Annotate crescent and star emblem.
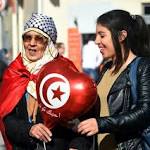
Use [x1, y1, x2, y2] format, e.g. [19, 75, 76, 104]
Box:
[39, 73, 70, 109]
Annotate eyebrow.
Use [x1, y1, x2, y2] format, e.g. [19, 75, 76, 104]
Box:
[97, 31, 105, 34]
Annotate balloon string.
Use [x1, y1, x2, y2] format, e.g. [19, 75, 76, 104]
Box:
[92, 135, 95, 150]
[43, 141, 46, 150]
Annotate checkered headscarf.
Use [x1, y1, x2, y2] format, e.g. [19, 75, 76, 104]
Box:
[22, 13, 58, 99]
[24, 13, 57, 43]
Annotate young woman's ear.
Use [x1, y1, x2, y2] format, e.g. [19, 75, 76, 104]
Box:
[119, 30, 127, 42]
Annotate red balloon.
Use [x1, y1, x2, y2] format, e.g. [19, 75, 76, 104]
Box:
[36, 56, 97, 129]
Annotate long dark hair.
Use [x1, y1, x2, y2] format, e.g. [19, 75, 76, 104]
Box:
[96, 9, 150, 74]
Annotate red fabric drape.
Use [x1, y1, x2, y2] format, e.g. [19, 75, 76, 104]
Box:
[0, 53, 37, 150]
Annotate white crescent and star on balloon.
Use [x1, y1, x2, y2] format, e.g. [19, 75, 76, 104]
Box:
[39, 73, 70, 109]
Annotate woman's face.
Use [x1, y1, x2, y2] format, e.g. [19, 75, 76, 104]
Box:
[95, 24, 116, 61]
[23, 31, 48, 62]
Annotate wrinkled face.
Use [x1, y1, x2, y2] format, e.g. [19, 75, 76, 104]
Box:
[22, 31, 48, 62]
[95, 24, 116, 61]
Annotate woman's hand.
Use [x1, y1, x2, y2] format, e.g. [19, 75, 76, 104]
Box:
[77, 118, 98, 136]
[29, 123, 52, 143]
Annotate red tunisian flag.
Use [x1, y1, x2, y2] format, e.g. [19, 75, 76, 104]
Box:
[0, 53, 37, 150]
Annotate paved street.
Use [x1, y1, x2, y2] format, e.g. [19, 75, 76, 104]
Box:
[0, 132, 5, 150]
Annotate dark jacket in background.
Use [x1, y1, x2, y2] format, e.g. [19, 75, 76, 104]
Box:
[0, 59, 7, 82]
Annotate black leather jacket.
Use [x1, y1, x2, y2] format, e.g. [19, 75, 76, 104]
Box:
[97, 57, 150, 150]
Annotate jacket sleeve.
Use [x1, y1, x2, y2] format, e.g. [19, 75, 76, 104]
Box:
[3, 107, 37, 148]
[69, 96, 100, 149]
[97, 58, 150, 135]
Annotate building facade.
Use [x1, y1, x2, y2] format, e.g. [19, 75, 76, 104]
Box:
[0, 0, 150, 69]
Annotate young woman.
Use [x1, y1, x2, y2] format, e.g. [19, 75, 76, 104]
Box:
[77, 9, 150, 150]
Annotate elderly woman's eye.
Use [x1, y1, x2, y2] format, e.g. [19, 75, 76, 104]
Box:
[22, 34, 47, 44]
[22, 35, 32, 42]
[35, 36, 46, 43]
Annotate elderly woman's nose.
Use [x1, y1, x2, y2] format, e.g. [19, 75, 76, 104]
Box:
[30, 37, 37, 45]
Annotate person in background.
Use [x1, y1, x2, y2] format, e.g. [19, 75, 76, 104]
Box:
[0, 59, 7, 84]
[0, 13, 98, 150]
[82, 35, 103, 82]
[55, 42, 65, 56]
[0, 48, 8, 85]
[77, 9, 150, 150]
[0, 48, 9, 64]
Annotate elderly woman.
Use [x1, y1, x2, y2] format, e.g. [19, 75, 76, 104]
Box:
[0, 13, 96, 150]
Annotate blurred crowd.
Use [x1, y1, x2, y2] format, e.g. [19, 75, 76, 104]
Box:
[0, 48, 9, 84]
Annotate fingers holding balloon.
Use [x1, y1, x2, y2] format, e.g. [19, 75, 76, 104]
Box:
[29, 123, 52, 142]
[38, 124, 52, 142]
[77, 118, 99, 136]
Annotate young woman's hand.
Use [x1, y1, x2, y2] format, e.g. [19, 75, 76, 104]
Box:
[77, 118, 99, 136]
[29, 123, 52, 143]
